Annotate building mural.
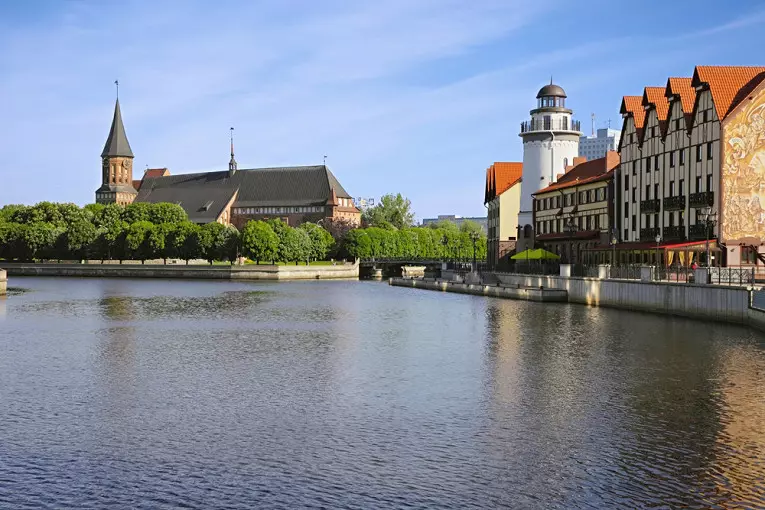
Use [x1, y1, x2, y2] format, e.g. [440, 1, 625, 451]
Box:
[722, 81, 765, 244]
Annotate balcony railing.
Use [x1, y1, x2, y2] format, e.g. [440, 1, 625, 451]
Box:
[689, 191, 714, 208]
[639, 227, 660, 241]
[663, 225, 686, 240]
[689, 222, 714, 240]
[640, 199, 660, 213]
[663, 195, 685, 211]
[520, 119, 581, 133]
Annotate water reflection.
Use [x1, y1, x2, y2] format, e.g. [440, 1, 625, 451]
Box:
[0, 277, 763, 508]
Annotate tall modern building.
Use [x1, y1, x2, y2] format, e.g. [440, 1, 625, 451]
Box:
[516, 82, 582, 252]
[579, 128, 622, 161]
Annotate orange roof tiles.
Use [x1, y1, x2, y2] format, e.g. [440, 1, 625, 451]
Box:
[692, 66, 765, 119]
[534, 152, 619, 195]
[643, 87, 670, 121]
[144, 168, 170, 178]
[665, 77, 695, 114]
[620, 96, 645, 129]
[484, 162, 522, 203]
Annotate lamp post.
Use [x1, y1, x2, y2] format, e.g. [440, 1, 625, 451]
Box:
[610, 231, 618, 266]
[655, 234, 662, 267]
[701, 206, 716, 267]
[441, 235, 449, 263]
[469, 231, 480, 271]
[564, 219, 577, 263]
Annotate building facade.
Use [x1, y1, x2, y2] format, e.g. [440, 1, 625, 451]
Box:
[579, 128, 621, 161]
[532, 152, 619, 263]
[484, 162, 522, 268]
[517, 82, 582, 252]
[96, 95, 360, 227]
[617, 65, 765, 267]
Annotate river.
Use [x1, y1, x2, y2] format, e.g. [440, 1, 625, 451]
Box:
[1, 277, 764, 508]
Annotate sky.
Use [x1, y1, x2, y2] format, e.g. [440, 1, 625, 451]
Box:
[1, 0, 765, 221]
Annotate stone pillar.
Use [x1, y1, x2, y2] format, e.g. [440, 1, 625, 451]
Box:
[640, 266, 655, 282]
[597, 264, 611, 280]
[694, 268, 710, 285]
[0, 269, 6, 295]
[560, 264, 572, 278]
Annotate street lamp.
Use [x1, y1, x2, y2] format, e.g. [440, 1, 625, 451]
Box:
[564, 219, 577, 263]
[701, 206, 716, 267]
[610, 231, 618, 266]
[441, 235, 449, 263]
[469, 231, 480, 270]
[655, 234, 662, 267]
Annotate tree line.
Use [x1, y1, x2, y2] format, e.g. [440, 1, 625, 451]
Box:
[344, 221, 487, 261]
[0, 202, 336, 265]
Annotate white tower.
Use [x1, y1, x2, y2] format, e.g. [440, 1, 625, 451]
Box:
[516, 82, 582, 251]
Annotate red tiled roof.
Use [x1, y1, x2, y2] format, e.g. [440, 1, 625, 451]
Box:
[620, 96, 646, 129]
[665, 77, 695, 113]
[132, 179, 142, 191]
[692, 66, 765, 119]
[534, 152, 619, 195]
[643, 87, 670, 121]
[144, 167, 170, 178]
[484, 162, 522, 203]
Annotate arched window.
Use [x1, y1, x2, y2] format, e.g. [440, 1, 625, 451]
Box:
[563, 157, 568, 170]
[523, 224, 533, 238]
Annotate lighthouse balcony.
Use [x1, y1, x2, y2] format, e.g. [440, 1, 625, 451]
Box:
[520, 118, 581, 133]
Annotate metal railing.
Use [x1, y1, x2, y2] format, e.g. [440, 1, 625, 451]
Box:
[709, 267, 755, 286]
[663, 195, 685, 210]
[662, 225, 685, 240]
[689, 191, 714, 208]
[689, 222, 713, 240]
[640, 227, 660, 241]
[505, 262, 561, 275]
[640, 199, 660, 213]
[655, 266, 694, 283]
[609, 265, 642, 280]
[520, 119, 581, 133]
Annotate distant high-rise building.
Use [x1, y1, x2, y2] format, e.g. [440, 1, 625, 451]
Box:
[579, 128, 621, 160]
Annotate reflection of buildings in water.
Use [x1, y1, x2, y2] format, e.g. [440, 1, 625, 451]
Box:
[709, 347, 765, 502]
[0, 296, 6, 320]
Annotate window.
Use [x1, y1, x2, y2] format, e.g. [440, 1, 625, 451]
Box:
[703, 110, 708, 123]
[581, 191, 587, 204]
[696, 176, 701, 192]
[680, 148, 685, 166]
[585, 216, 591, 230]
[707, 173, 713, 192]
[588, 190, 593, 202]
[679, 210, 685, 227]
[655, 155, 660, 171]
[632, 187, 636, 202]
[624, 229, 629, 240]
[654, 214, 659, 228]
[651, 126, 656, 138]
[696, 145, 702, 162]
[654, 183, 659, 200]
[594, 215, 600, 230]
[707, 142, 713, 160]
[668, 212, 674, 227]
[645, 185, 650, 199]
[742, 246, 757, 265]
[670, 151, 675, 168]
[646, 157, 651, 172]
[632, 161, 637, 176]
[675, 119, 680, 131]
[632, 216, 637, 231]
[624, 204, 629, 217]
[648, 214, 652, 228]
[679, 179, 684, 196]
[669, 181, 675, 196]
[563, 157, 568, 169]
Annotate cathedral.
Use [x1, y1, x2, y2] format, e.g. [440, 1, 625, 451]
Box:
[95, 97, 361, 229]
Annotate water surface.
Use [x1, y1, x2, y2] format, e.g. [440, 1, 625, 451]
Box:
[1, 277, 764, 508]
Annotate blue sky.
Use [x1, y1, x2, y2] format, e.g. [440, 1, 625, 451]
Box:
[1, 0, 765, 221]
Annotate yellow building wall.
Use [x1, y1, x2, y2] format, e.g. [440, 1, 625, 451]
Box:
[722, 83, 765, 244]
[498, 183, 521, 241]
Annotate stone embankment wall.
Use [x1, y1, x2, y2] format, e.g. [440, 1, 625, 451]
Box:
[0, 269, 6, 295]
[391, 278, 567, 302]
[492, 273, 751, 324]
[0, 263, 359, 281]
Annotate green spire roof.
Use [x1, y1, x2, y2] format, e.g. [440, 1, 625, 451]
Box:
[101, 99, 133, 158]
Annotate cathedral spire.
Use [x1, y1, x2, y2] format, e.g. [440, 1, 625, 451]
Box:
[229, 127, 238, 175]
[101, 85, 133, 158]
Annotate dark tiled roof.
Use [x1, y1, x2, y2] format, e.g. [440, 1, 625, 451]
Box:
[101, 99, 133, 158]
[135, 165, 353, 222]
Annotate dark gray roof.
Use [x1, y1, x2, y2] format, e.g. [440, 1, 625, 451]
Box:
[101, 99, 134, 158]
[536, 83, 567, 98]
[134, 165, 353, 222]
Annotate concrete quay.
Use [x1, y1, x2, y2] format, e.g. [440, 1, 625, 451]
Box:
[0, 262, 359, 281]
[389, 277, 568, 302]
[0, 269, 6, 295]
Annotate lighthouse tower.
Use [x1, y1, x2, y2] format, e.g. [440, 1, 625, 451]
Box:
[516, 81, 582, 252]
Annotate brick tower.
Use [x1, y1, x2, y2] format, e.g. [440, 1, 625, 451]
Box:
[95, 85, 137, 205]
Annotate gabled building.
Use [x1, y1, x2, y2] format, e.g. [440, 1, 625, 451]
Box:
[484, 162, 523, 268]
[94, 95, 360, 228]
[617, 65, 765, 267]
[532, 152, 620, 263]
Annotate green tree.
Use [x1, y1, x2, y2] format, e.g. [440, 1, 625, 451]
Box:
[396, 229, 419, 259]
[241, 220, 279, 264]
[0, 222, 23, 260]
[0, 205, 27, 224]
[343, 229, 371, 260]
[361, 193, 414, 229]
[299, 222, 334, 262]
[282, 227, 311, 265]
[222, 225, 240, 264]
[61, 219, 98, 260]
[18, 222, 58, 261]
[168, 221, 201, 264]
[149, 203, 187, 225]
[197, 222, 229, 264]
[125, 221, 154, 263]
[148, 223, 174, 263]
[122, 202, 152, 224]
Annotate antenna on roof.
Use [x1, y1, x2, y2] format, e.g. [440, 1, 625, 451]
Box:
[607, 118, 612, 129]
[323, 155, 327, 166]
[591, 113, 595, 136]
[114, 79, 119, 100]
